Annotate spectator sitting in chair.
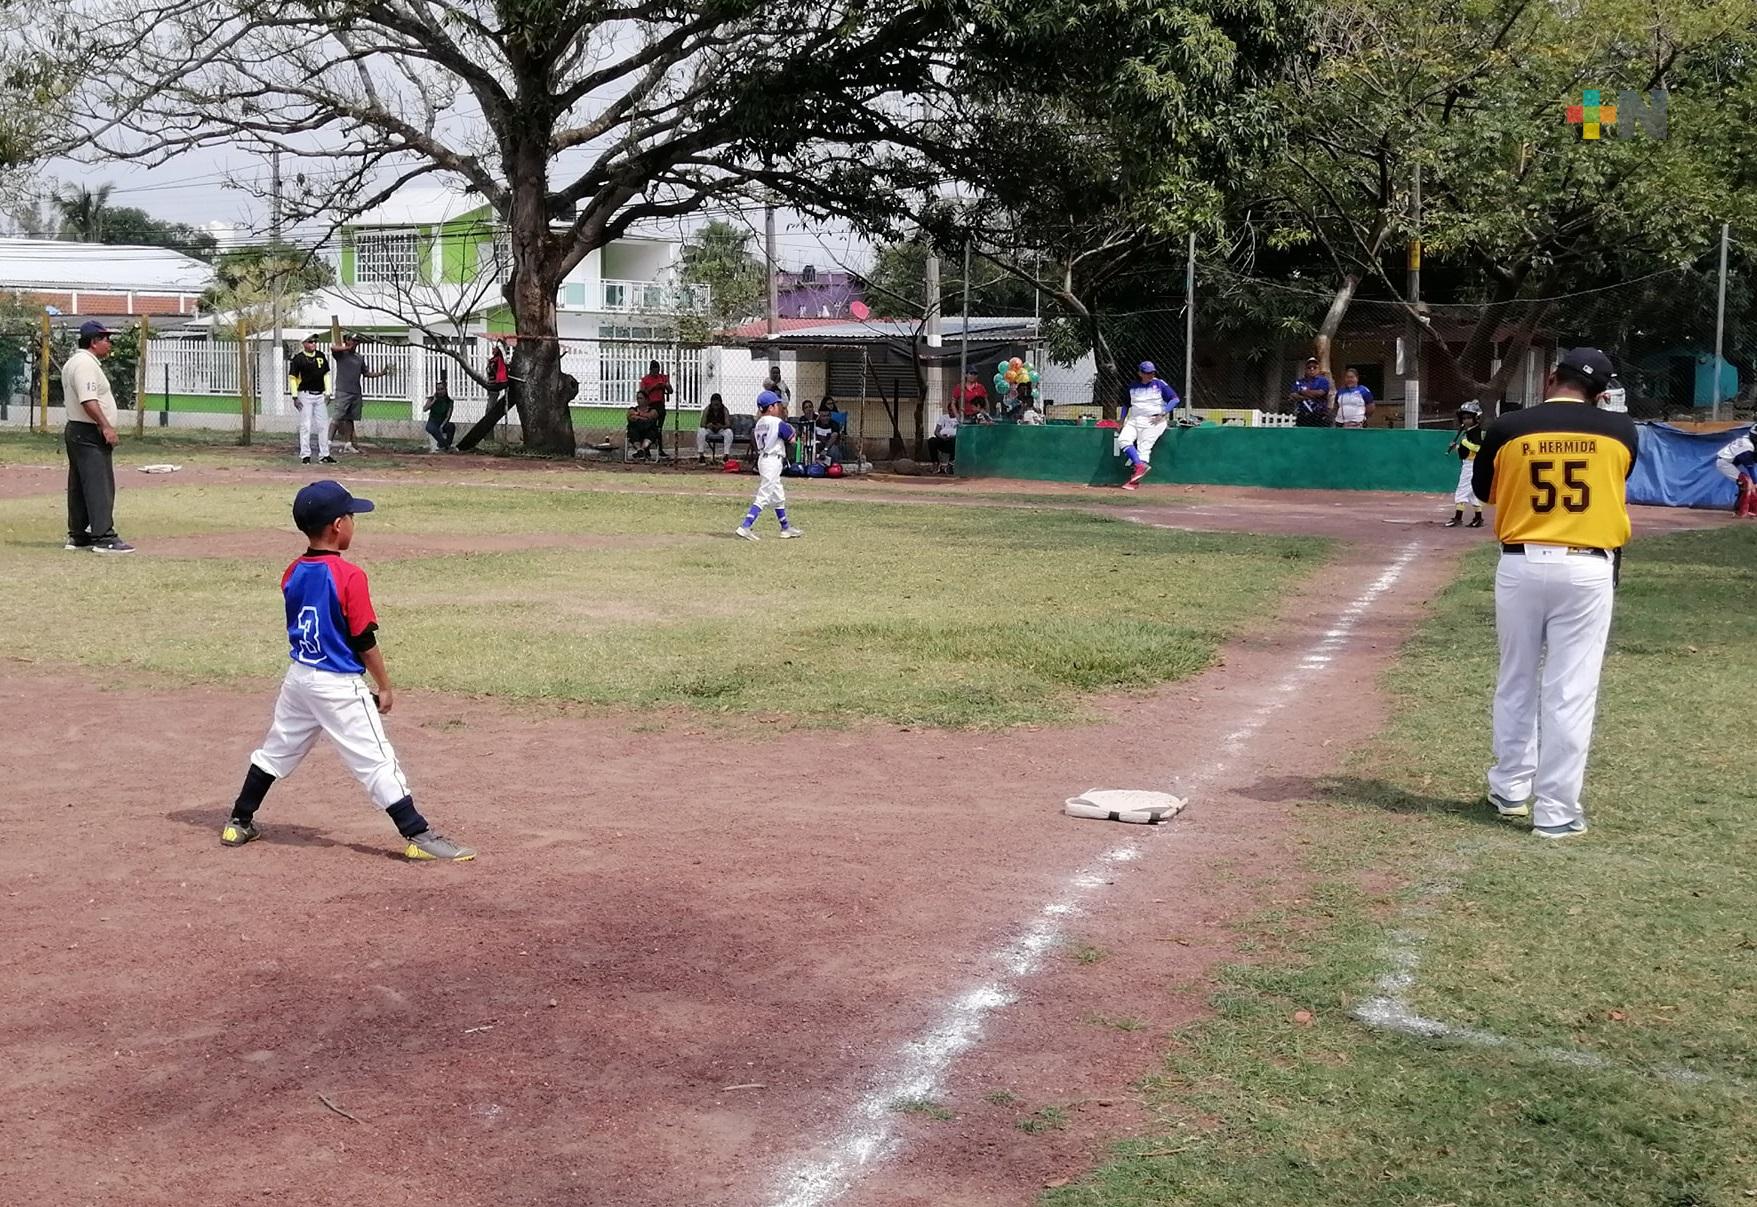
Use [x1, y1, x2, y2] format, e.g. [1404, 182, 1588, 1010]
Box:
[697, 392, 733, 462]
[627, 360, 671, 460]
[928, 400, 959, 472]
[812, 399, 844, 464]
[422, 374, 457, 453]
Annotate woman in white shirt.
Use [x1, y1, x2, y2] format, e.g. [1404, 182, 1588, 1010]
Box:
[1333, 367, 1376, 428]
[927, 401, 960, 472]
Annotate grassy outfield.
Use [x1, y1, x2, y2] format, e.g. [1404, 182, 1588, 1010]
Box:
[1047, 526, 1757, 1205]
[0, 476, 1315, 728]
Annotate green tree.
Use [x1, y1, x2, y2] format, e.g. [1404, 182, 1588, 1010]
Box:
[678, 220, 765, 340]
[862, 239, 1038, 320]
[56, 0, 999, 457]
[52, 182, 113, 241]
[202, 243, 333, 311]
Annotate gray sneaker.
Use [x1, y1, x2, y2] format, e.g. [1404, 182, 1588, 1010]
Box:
[734, 527, 759, 542]
[1487, 792, 1531, 819]
[91, 539, 136, 554]
[778, 527, 805, 539]
[404, 830, 476, 862]
[1533, 821, 1587, 840]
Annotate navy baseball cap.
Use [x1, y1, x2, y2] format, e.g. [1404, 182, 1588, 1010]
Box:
[79, 320, 112, 339]
[1138, 361, 1156, 374]
[1557, 347, 1615, 387]
[756, 390, 782, 408]
[293, 480, 375, 531]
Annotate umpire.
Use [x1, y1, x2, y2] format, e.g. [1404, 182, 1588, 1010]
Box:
[1472, 348, 1637, 838]
[62, 319, 134, 554]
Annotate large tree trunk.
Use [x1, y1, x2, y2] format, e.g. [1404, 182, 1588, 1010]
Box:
[1313, 274, 1360, 377]
[506, 155, 576, 458]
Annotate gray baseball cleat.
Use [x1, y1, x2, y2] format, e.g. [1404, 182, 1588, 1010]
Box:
[404, 830, 476, 862]
[1486, 792, 1532, 819]
[1533, 821, 1588, 840]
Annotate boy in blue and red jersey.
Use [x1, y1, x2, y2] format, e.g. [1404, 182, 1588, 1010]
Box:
[222, 481, 475, 861]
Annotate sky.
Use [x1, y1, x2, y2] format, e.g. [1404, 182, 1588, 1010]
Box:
[35, 147, 878, 274]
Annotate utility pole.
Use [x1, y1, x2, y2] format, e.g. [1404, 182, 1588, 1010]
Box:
[924, 249, 942, 348]
[957, 240, 971, 395]
[270, 150, 285, 416]
[1183, 232, 1196, 411]
[1712, 221, 1729, 421]
[764, 197, 779, 373]
[1403, 163, 1422, 429]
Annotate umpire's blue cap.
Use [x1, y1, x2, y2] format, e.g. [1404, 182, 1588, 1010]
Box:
[294, 480, 375, 531]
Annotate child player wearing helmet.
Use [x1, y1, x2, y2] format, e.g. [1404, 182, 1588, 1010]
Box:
[1713, 422, 1757, 518]
[1117, 361, 1181, 490]
[1446, 401, 1486, 528]
[734, 391, 804, 541]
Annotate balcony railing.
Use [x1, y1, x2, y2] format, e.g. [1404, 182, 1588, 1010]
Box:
[594, 279, 710, 314]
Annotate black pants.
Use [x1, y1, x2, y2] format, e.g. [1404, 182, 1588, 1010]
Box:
[1293, 409, 1330, 428]
[927, 435, 957, 463]
[65, 422, 118, 543]
[628, 418, 662, 447]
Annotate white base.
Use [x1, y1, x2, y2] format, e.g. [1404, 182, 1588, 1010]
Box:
[1064, 788, 1188, 825]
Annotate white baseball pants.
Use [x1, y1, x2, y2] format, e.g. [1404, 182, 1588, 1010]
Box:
[1117, 414, 1168, 464]
[1488, 548, 1615, 830]
[697, 426, 734, 456]
[296, 393, 330, 460]
[1714, 457, 1742, 483]
[753, 455, 786, 509]
[1454, 460, 1480, 506]
[250, 663, 411, 810]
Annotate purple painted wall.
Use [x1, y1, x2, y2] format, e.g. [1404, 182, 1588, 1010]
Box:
[775, 268, 865, 319]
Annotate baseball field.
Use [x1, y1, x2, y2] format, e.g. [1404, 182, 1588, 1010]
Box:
[1, 428, 1752, 1207]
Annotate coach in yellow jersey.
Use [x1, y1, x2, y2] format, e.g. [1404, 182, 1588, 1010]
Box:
[1472, 347, 1638, 839]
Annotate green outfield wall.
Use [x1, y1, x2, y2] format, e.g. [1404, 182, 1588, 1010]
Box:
[954, 423, 1460, 493]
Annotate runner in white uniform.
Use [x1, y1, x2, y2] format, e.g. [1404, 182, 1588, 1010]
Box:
[1713, 423, 1757, 518]
[1117, 361, 1181, 490]
[734, 391, 804, 541]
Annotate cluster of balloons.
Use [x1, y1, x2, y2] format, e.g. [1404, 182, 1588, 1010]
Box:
[994, 356, 1041, 390]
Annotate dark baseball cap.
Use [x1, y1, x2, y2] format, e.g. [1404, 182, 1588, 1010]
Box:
[1138, 361, 1157, 374]
[1557, 347, 1615, 387]
[302, 333, 320, 344]
[293, 480, 375, 532]
[79, 319, 112, 339]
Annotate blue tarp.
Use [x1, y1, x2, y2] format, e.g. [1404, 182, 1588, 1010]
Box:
[1628, 422, 1741, 509]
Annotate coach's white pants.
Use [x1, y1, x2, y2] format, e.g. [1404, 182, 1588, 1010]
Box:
[1116, 414, 1169, 464]
[1488, 549, 1615, 830]
[1454, 459, 1480, 506]
[296, 393, 330, 460]
[698, 426, 733, 456]
[251, 663, 411, 810]
[1715, 458, 1742, 483]
[753, 456, 786, 509]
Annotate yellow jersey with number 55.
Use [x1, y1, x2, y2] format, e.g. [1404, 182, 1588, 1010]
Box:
[1472, 400, 1639, 550]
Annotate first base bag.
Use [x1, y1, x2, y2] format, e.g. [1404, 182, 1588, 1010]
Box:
[1063, 789, 1188, 824]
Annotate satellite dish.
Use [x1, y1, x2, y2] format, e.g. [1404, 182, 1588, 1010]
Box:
[849, 300, 870, 320]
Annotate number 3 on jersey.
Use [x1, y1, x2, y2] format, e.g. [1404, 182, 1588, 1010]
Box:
[1528, 459, 1591, 514]
[294, 605, 323, 663]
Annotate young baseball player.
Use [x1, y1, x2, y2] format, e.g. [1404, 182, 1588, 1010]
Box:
[1473, 347, 1638, 839]
[734, 391, 804, 541]
[221, 481, 475, 861]
[1333, 367, 1375, 428]
[1445, 401, 1486, 527]
[1117, 361, 1181, 490]
[288, 334, 335, 465]
[1713, 422, 1757, 517]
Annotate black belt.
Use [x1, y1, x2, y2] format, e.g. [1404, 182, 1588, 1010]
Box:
[1501, 543, 1607, 559]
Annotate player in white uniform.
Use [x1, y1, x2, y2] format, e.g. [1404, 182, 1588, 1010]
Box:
[1713, 422, 1757, 517]
[734, 391, 804, 541]
[1117, 361, 1181, 490]
[1445, 401, 1486, 527]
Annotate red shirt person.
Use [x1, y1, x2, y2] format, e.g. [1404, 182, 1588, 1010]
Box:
[953, 372, 989, 420]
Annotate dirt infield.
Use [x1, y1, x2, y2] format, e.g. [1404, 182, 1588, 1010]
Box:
[0, 460, 1739, 1207]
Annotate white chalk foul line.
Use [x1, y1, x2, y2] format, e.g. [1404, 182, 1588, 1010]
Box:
[1355, 869, 1753, 1093]
[761, 542, 1422, 1207]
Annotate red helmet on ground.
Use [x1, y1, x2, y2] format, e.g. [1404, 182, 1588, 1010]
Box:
[826, 463, 845, 478]
[722, 458, 741, 473]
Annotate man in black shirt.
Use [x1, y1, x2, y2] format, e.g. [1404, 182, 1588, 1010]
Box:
[287, 334, 335, 464]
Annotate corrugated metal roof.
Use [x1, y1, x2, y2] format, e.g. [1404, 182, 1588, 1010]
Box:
[0, 239, 214, 293]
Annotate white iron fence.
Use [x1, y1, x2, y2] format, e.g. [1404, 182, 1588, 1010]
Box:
[144, 335, 709, 425]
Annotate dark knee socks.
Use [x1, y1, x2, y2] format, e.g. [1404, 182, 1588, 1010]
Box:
[232, 764, 276, 822]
